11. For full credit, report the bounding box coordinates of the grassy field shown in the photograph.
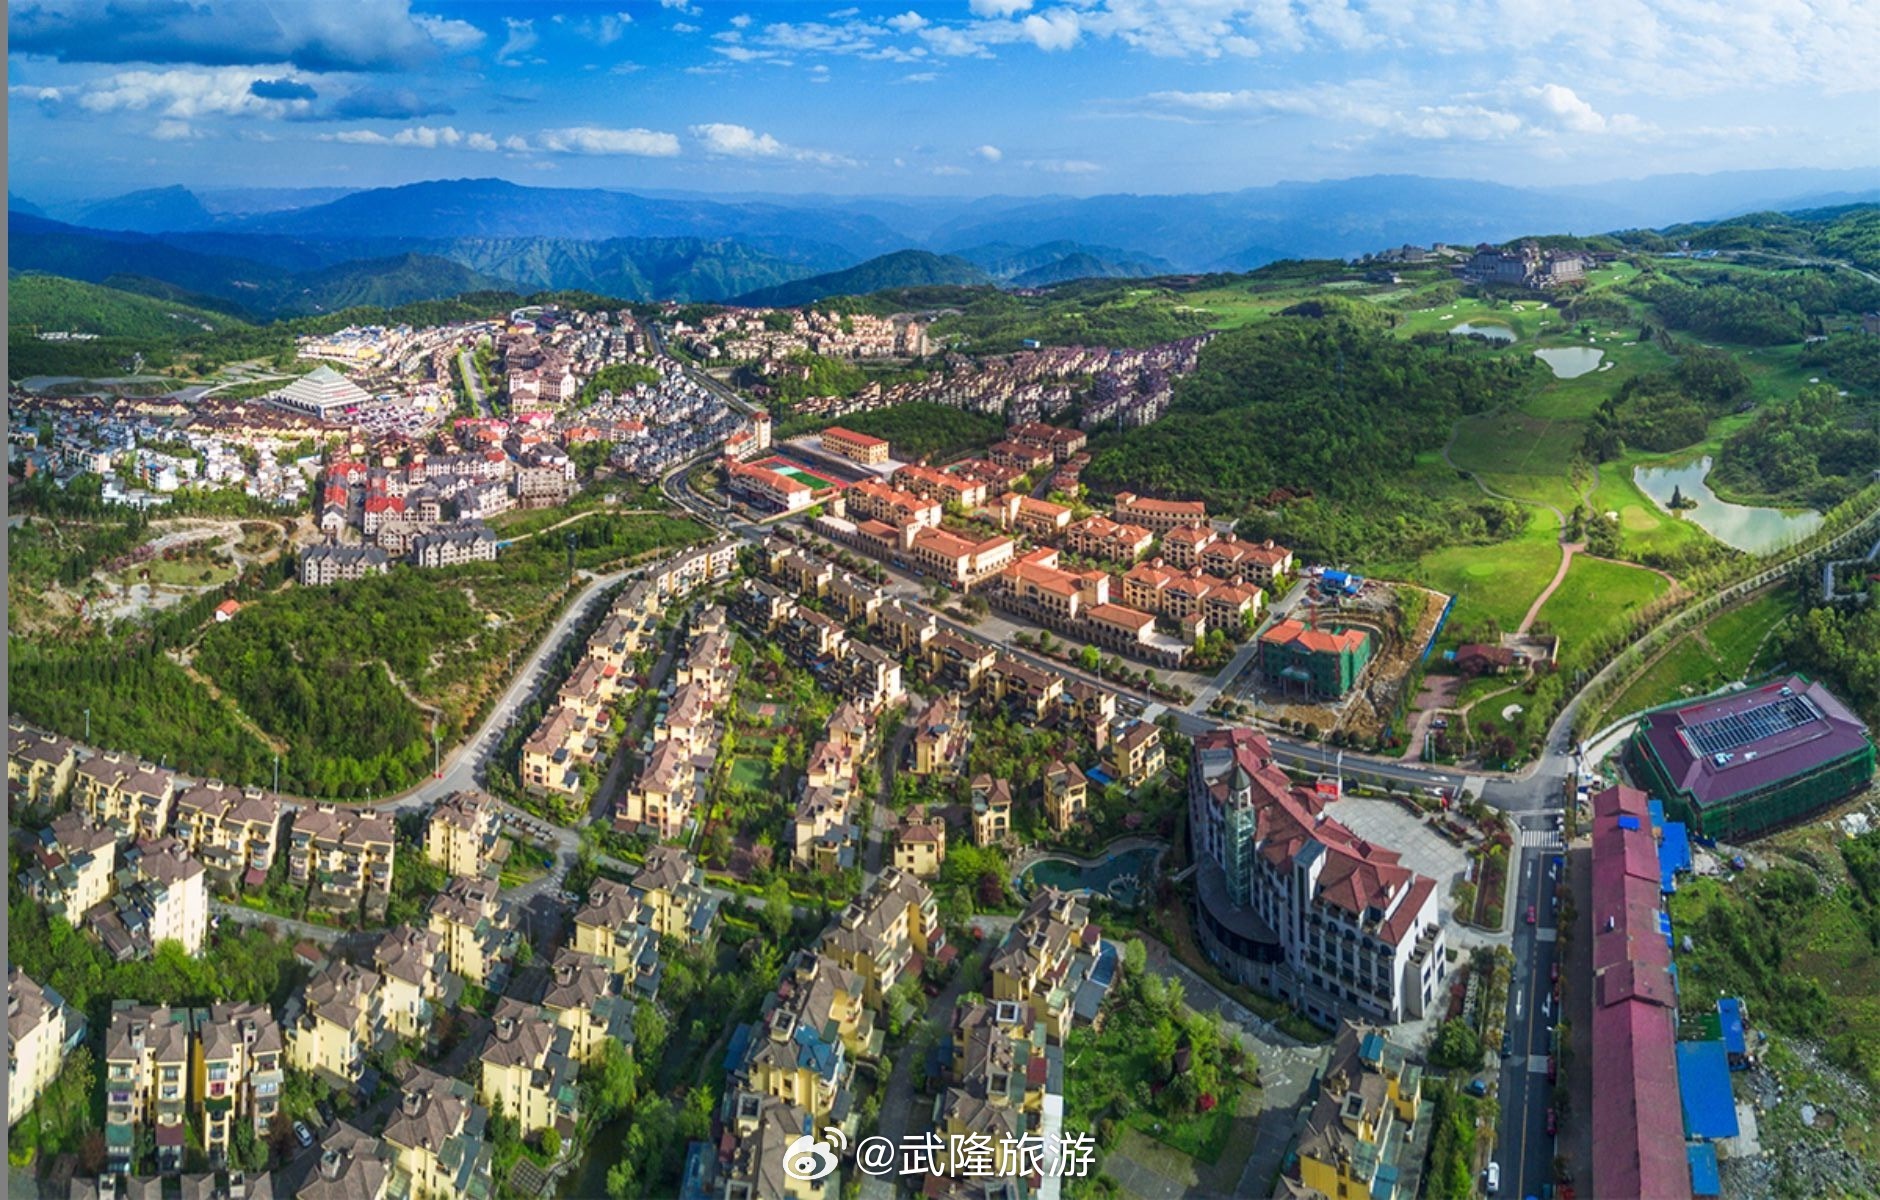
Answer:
[727,753,773,791]
[1414,508,1562,639]
[1534,554,1671,669]
[1599,588,1798,719]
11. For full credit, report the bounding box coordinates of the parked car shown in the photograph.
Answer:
[1501,1031,1512,1058]
[1526,905,1537,925]
[294,1122,315,1148]
[1484,1161,1501,1194]
[1546,1107,1557,1136]
[1465,1078,1489,1097]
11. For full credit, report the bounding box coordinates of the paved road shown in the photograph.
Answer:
[1497,832,1565,1200]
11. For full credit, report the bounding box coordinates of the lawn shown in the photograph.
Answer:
[1415,508,1562,639]
[1584,454,1720,567]
[1596,587,1798,721]
[1533,554,1671,669]
[727,753,773,791]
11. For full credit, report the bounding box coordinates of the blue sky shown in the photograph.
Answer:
[8,0,1878,203]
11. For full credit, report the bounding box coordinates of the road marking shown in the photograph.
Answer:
[1537,927,1557,943]
[1527,1054,1549,1074]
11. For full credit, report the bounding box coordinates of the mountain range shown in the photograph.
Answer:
[12,167,1880,320]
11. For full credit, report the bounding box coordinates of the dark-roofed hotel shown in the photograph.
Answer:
[1626,674,1874,840]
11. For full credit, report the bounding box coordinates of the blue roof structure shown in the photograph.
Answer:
[1660,821,1693,893]
[1687,1144,1722,1197]
[1648,797,1667,828]
[1618,814,1642,831]
[722,1023,752,1074]
[1717,998,1747,1058]
[1085,765,1114,786]
[1675,1041,1740,1140]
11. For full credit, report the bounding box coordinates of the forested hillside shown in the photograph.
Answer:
[1084,300,1533,560]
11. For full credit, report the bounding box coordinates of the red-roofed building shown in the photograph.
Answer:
[1589,785,1691,1200]
[1187,727,1445,1024]
[1260,619,1374,699]
[821,426,891,465]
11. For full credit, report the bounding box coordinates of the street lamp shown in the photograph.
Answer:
[84,708,91,741]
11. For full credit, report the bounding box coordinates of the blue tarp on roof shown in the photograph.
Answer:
[1648,798,1667,830]
[722,1022,753,1074]
[1688,1144,1722,1197]
[1676,1041,1740,1140]
[1660,821,1693,893]
[1618,814,1642,831]
[1718,998,1747,1059]
[1085,765,1114,786]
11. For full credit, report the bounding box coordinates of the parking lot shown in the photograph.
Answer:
[1321,795,1472,896]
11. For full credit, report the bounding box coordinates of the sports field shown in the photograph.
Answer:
[754,455,839,491]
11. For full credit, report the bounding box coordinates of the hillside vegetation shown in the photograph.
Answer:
[1084,300,1534,561]
[9,273,250,339]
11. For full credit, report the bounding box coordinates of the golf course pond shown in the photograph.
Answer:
[1633,456,1823,555]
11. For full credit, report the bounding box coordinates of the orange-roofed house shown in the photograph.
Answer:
[1260,619,1373,699]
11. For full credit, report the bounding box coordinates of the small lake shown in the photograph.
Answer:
[1533,347,1604,378]
[1633,456,1823,555]
[1450,322,1516,342]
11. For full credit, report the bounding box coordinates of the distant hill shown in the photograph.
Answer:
[275,253,517,316]
[78,185,216,233]
[949,239,1174,283]
[731,250,990,307]
[229,177,912,259]
[9,273,251,338]
[8,192,47,218]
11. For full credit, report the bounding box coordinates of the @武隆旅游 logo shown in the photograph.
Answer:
[782,1127,848,1181]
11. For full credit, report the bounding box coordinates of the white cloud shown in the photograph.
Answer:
[900,70,939,82]
[1030,157,1100,173]
[659,0,702,13]
[152,119,200,141]
[414,14,485,52]
[502,134,532,152]
[1020,9,1081,51]
[970,0,1033,15]
[8,85,64,102]
[536,126,683,156]
[930,164,971,175]
[314,124,497,150]
[887,11,928,32]
[731,14,753,28]
[974,144,1003,161]
[78,65,313,120]
[1525,83,1611,134]
[689,122,856,166]
[496,18,539,65]
[672,23,701,34]
[575,12,634,46]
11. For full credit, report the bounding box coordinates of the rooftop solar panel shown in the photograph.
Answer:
[1682,694,1821,757]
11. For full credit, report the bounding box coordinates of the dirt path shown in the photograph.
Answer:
[171,653,290,755]
[1517,541,1583,634]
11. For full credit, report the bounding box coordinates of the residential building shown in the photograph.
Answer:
[285,961,381,1088]
[367,925,447,1042]
[299,544,391,587]
[907,526,1014,589]
[926,633,994,694]
[477,1000,579,1139]
[92,836,208,958]
[8,968,84,1127]
[1186,728,1446,1025]
[298,1122,390,1200]
[536,948,640,1066]
[1197,537,1291,587]
[910,694,967,777]
[893,463,988,509]
[983,655,1063,724]
[893,815,947,878]
[7,723,79,806]
[172,783,287,893]
[427,877,520,991]
[1064,515,1153,563]
[818,868,944,1007]
[424,790,508,880]
[1006,421,1087,462]
[1106,719,1165,789]
[104,1002,193,1173]
[380,1063,494,1200]
[81,759,177,843]
[1043,761,1089,834]
[928,999,1060,1190]
[1110,492,1207,535]
[1280,1022,1424,1200]
[190,1003,284,1163]
[988,889,1108,1042]
[993,493,1071,539]
[619,739,698,841]
[288,806,396,918]
[731,957,858,1122]
[715,1092,829,1200]
[629,846,719,942]
[572,878,663,986]
[410,521,498,569]
[820,426,891,465]
[20,811,118,925]
[970,775,1013,847]
[843,480,940,530]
